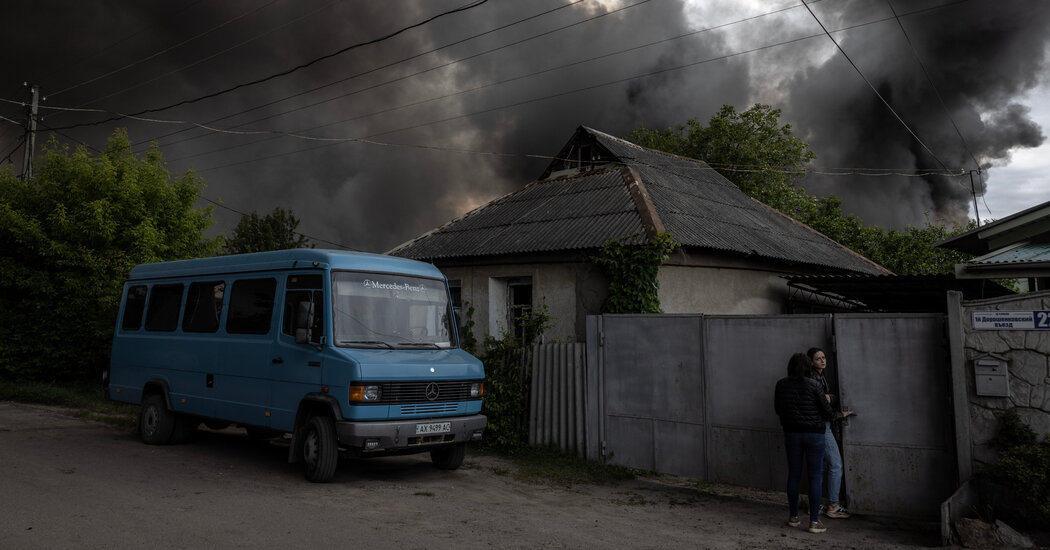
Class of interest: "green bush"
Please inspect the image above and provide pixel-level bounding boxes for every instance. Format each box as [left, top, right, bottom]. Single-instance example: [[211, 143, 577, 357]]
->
[[467, 302, 552, 454], [978, 409, 1050, 528]]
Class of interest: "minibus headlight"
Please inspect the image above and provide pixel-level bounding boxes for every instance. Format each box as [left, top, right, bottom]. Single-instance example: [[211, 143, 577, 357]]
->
[[349, 385, 382, 402], [470, 382, 483, 398]]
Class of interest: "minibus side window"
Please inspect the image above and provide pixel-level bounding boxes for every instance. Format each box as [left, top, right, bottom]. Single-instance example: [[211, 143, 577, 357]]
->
[[282, 290, 323, 344], [226, 278, 277, 334], [121, 285, 148, 331], [144, 284, 184, 332], [183, 281, 225, 333]]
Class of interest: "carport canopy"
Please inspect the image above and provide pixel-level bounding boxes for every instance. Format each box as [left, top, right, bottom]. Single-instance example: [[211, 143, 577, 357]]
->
[[784, 274, 1015, 313]]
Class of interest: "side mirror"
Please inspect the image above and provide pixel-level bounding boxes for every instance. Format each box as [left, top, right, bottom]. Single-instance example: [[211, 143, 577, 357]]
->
[[295, 300, 314, 345]]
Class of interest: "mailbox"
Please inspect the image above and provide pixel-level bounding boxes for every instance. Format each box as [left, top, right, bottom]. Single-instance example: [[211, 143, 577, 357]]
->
[[973, 355, 1010, 397]]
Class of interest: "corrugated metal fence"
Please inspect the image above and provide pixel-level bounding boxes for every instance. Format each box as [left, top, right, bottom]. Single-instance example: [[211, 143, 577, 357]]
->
[[527, 342, 587, 455]]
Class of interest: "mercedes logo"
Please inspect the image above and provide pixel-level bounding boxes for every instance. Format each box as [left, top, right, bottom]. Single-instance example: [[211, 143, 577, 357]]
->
[[425, 383, 440, 401]]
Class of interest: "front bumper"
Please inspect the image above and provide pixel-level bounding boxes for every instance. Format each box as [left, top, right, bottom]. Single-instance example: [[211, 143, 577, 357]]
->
[[335, 414, 487, 451]]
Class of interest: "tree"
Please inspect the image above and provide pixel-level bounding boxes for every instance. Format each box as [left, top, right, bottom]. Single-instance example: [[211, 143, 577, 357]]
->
[[224, 207, 313, 255], [630, 104, 815, 199], [629, 105, 972, 274], [0, 129, 221, 382]]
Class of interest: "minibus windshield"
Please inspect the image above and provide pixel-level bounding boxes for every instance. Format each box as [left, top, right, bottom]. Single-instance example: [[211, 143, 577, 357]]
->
[[332, 271, 456, 349]]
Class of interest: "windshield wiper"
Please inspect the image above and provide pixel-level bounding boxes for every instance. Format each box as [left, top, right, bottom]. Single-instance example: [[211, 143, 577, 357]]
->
[[339, 340, 393, 349], [395, 342, 441, 349]]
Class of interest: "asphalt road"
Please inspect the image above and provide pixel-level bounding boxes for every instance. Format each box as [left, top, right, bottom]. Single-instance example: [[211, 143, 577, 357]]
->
[[0, 402, 941, 549]]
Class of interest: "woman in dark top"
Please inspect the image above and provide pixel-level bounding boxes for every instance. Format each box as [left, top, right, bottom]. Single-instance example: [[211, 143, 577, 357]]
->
[[774, 353, 834, 533]]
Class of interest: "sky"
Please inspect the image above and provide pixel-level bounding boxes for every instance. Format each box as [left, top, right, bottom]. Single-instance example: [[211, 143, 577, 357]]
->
[[2, 0, 1048, 253]]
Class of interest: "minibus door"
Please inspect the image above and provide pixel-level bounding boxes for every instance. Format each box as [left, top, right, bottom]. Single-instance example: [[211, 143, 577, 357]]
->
[[270, 278, 325, 430]]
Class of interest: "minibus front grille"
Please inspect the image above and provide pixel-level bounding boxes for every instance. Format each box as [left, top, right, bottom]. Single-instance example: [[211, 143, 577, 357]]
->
[[361, 380, 480, 405], [398, 402, 460, 415]]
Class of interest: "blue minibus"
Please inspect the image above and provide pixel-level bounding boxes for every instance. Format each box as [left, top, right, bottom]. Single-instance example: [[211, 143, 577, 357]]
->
[[105, 249, 486, 482]]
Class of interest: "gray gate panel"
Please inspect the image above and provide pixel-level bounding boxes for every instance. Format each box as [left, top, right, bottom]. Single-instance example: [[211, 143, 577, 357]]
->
[[835, 315, 955, 519], [709, 426, 783, 490], [654, 420, 705, 478], [845, 444, 951, 517], [606, 415, 655, 470], [704, 316, 830, 429], [599, 315, 704, 475], [602, 316, 703, 422]]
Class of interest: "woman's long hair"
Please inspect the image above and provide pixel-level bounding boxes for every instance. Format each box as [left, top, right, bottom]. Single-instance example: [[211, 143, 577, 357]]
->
[[787, 352, 813, 378]]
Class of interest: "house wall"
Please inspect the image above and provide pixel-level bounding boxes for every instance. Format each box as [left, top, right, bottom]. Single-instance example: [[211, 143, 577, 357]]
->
[[439, 252, 839, 343], [958, 290, 1050, 470], [438, 261, 600, 344], [658, 265, 787, 315]]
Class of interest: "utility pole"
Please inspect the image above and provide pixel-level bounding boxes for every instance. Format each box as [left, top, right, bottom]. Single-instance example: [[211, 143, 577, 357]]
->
[[968, 170, 981, 226], [21, 83, 39, 180]]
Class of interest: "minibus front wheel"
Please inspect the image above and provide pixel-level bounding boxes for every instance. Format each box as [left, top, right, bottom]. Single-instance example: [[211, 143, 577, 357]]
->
[[302, 416, 339, 483], [431, 442, 466, 470]]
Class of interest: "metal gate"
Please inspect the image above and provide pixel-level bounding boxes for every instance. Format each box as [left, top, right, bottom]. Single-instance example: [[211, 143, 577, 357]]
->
[[585, 313, 957, 519], [835, 315, 956, 517], [587, 315, 705, 477]]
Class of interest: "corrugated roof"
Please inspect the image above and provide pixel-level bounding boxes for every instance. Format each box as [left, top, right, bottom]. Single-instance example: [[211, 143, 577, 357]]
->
[[936, 199, 1050, 255], [390, 127, 887, 276], [970, 242, 1050, 265], [389, 169, 648, 259]]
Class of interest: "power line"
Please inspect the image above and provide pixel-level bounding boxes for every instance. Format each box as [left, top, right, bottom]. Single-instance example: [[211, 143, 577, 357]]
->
[[47, 0, 491, 131], [37, 120, 102, 153], [198, 195, 361, 250], [132, 0, 594, 151], [50, 0, 282, 99], [1, 136, 24, 164], [5, 95, 970, 178], [11, 0, 975, 180], [39, 0, 205, 93], [886, 0, 980, 171], [0, 114, 22, 127], [12, 109, 358, 250], [159, 0, 799, 164], [66, 0, 341, 111], [164, 0, 966, 169], [153, 0, 973, 164], [800, 0, 951, 173]]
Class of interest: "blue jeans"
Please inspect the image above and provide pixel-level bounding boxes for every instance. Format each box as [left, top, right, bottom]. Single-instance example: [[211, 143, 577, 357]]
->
[[784, 431, 824, 523], [824, 421, 844, 506]]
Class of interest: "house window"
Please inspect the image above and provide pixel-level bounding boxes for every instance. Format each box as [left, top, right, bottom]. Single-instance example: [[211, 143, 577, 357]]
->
[[508, 278, 532, 341], [448, 279, 463, 327]]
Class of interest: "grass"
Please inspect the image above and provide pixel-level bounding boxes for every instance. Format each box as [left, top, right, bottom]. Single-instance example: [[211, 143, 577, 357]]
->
[[0, 381, 138, 429], [474, 444, 642, 486]]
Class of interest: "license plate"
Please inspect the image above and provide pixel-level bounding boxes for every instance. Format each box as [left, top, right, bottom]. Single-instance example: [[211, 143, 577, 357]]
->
[[416, 422, 451, 435]]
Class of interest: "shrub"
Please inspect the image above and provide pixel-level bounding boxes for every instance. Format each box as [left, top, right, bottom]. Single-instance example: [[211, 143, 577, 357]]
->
[[978, 409, 1050, 528]]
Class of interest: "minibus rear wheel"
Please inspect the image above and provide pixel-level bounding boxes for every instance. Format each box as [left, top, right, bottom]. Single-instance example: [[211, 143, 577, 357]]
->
[[431, 442, 466, 470], [302, 416, 338, 483], [139, 394, 175, 445]]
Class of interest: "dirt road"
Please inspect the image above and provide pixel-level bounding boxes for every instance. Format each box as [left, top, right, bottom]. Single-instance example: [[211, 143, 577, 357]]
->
[[0, 402, 940, 549]]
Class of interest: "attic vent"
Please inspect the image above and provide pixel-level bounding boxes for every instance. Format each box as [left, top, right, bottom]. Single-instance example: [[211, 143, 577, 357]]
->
[[579, 145, 592, 170]]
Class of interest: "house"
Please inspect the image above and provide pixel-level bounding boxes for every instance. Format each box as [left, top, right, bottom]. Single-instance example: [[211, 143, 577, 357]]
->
[[388, 126, 888, 343], [936, 199, 1050, 291]]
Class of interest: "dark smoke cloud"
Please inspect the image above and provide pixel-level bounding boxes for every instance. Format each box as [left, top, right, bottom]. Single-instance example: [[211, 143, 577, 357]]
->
[[3, 0, 1049, 252], [777, 0, 1050, 226]]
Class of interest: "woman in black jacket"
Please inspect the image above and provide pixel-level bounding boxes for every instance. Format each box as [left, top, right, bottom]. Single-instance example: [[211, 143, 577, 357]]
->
[[774, 352, 834, 533]]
